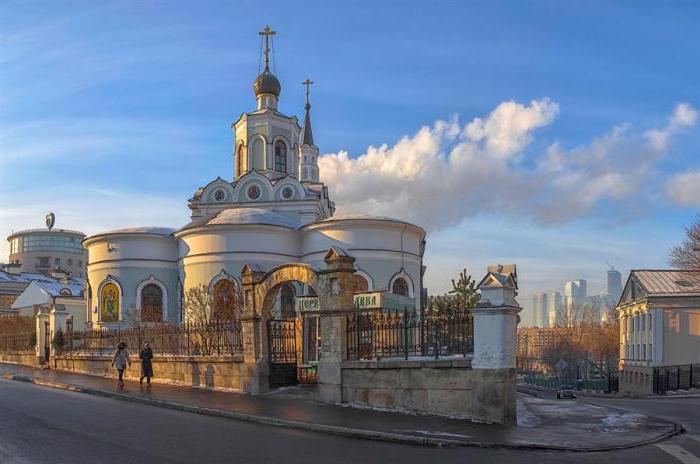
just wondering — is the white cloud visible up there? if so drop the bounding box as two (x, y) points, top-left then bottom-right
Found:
(320, 101), (697, 230)
(666, 171), (700, 207)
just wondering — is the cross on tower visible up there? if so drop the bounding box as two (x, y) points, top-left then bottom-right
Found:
(258, 25), (276, 69)
(302, 78), (314, 106)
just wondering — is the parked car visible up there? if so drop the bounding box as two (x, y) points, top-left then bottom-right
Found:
(557, 386), (577, 399)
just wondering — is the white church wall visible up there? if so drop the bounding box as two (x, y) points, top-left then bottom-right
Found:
(177, 225), (300, 293)
(300, 220), (424, 309)
(85, 233), (179, 324)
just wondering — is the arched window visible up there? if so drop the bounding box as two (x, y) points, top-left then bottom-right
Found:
(141, 284), (163, 322)
(280, 284), (295, 318)
(251, 138), (265, 171)
(303, 167), (309, 180)
(391, 278), (409, 297)
(212, 280), (241, 321)
(100, 282), (120, 322)
(352, 275), (369, 293)
(237, 144), (245, 175)
(274, 140), (287, 172)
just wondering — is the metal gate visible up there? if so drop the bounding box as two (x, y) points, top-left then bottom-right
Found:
(44, 321), (51, 362)
(268, 319), (298, 388)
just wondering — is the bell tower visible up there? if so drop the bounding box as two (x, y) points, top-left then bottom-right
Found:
(232, 26), (299, 181)
(298, 78), (320, 183)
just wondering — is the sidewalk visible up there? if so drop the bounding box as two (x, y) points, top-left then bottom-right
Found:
(0, 363), (680, 451)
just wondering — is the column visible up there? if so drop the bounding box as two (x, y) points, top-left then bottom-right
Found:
(240, 264), (266, 394)
(35, 310), (49, 364)
(317, 248), (356, 403)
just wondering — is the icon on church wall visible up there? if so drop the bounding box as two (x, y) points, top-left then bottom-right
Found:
(101, 283), (119, 322)
(247, 185), (261, 200)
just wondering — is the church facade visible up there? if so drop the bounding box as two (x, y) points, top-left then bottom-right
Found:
(82, 30), (426, 328)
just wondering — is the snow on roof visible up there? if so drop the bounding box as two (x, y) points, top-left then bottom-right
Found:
(89, 226), (177, 237)
(35, 278), (85, 297)
(0, 271), (58, 284)
(180, 208), (301, 231)
(318, 213), (405, 222)
(632, 270), (700, 296)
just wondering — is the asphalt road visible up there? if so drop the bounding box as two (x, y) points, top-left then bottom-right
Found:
(1, 378), (698, 464)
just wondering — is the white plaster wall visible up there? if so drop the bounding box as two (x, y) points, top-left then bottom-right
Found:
(301, 220), (424, 308)
(85, 234), (179, 324)
(177, 225), (299, 292)
(472, 309), (519, 369)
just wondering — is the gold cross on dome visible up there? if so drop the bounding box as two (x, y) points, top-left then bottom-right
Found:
(258, 25), (276, 69)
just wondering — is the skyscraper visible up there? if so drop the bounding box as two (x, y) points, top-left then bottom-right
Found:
(533, 293), (549, 327)
(607, 268), (622, 302)
(548, 292), (563, 326)
(564, 279), (587, 324)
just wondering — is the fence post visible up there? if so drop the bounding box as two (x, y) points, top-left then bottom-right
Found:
(403, 308), (408, 360)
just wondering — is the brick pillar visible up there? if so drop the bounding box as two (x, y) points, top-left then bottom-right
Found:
(318, 248), (356, 402)
(240, 263), (267, 394)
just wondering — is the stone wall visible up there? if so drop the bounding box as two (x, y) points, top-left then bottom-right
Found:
(341, 359), (517, 425)
(52, 355), (259, 392)
(619, 366), (654, 395)
(0, 353), (40, 368)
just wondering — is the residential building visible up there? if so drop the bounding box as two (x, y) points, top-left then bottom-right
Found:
(516, 327), (568, 373)
(617, 270), (700, 395)
(0, 266), (84, 316)
(11, 268), (85, 317)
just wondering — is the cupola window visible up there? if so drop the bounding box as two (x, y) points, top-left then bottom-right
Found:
(274, 140), (287, 172)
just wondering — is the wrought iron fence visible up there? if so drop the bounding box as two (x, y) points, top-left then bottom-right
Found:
(63, 321), (244, 357)
(653, 364), (700, 394)
(0, 332), (35, 354)
(347, 309), (473, 361)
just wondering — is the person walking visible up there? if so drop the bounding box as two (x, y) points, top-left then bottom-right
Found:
(111, 341), (130, 387)
(139, 342), (154, 385)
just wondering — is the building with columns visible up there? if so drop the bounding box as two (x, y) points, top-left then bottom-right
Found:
(617, 270), (700, 394)
(82, 28), (426, 330)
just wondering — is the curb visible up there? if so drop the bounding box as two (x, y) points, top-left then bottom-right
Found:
(5, 373), (682, 451)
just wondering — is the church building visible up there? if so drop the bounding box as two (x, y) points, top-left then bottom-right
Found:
(82, 27), (426, 330)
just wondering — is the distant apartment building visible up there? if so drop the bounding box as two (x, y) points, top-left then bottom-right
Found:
(516, 327), (568, 373)
(7, 215), (86, 278)
(617, 270), (700, 395)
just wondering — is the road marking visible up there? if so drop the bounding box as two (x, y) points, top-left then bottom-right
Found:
(655, 444), (700, 464)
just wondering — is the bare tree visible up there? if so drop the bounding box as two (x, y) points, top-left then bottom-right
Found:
(670, 215), (700, 269)
(183, 285), (212, 325)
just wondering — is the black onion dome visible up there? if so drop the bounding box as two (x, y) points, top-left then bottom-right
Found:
(253, 67), (281, 98)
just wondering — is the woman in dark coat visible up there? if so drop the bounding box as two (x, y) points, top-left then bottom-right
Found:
(139, 342), (154, 385)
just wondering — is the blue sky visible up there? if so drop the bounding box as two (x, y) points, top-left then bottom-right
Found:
(1, 1), (699, 325)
